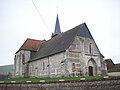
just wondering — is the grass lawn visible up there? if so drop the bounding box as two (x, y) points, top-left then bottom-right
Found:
(0, 76), (110, 83)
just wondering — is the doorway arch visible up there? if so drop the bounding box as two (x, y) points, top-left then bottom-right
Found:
(88, 66), (93, 76)
(87, 58), (97, 76)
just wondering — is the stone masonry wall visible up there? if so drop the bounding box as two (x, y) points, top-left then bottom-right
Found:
(29, 52), (66, 78)
(0, 79), (120, 90)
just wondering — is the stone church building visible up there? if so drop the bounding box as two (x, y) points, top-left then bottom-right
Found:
(14, 15), (107, 78)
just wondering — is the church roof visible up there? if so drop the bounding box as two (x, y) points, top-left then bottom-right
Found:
(30, 23), (100, 61)
(16, 38), (42, 53)
(52, 14), (61, 37)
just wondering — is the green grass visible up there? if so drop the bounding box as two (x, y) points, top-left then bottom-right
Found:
(0, 64), (13, 73)
(0, 76), (107, 83)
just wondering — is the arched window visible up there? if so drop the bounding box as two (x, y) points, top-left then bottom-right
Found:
(43, 62), (45, 70)
(20, 53), (22, 60)
(22, 54), (25, 64)
(72, 63), (76, 72)
(89, 43), (92, 54)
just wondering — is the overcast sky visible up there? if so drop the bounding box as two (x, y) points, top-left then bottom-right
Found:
(0, 0), (120, 66)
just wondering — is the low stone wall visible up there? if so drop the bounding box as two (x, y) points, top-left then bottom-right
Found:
(0, 79), (120, 90)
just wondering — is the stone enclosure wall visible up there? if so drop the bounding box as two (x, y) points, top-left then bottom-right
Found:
(0, 79), (120, 90)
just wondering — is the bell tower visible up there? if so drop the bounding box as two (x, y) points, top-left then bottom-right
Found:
(52, 14), (61, 37)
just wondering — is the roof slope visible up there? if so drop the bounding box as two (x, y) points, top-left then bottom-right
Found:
(16, 38), (42, 53)
(31, 23), (99, 61)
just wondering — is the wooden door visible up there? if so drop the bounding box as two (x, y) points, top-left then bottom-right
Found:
(89, 66), (93, 76)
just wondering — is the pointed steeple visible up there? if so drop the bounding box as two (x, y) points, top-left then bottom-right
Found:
(52, 14), (61, 37)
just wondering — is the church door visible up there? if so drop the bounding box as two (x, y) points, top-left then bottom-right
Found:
(89, 66), (93, 76)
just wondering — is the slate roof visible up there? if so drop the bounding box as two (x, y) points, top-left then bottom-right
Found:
(16, 38), (42, 53)
(30, 23), (100, 62)
(52, 14), (61, 37)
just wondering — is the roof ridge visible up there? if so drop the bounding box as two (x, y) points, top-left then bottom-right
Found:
(27, 38), (41, 41)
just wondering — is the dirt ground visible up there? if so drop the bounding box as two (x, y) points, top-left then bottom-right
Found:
(107, 72), (120, 76)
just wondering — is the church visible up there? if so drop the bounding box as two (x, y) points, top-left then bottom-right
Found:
(14, 15), (107, 78)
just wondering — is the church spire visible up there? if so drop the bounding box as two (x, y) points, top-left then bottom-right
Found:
(52, 14), (61, 37)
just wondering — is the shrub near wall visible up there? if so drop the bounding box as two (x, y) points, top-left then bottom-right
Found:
(0, 78), (120, 90)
